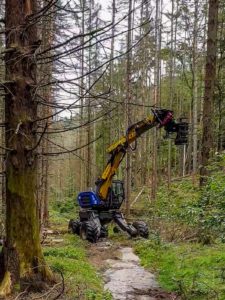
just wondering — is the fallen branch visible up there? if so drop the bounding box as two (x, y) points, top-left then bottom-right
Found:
(131, 187), (144, 208)
(31, 282), (61, 300)
(14, 288), (28, 300)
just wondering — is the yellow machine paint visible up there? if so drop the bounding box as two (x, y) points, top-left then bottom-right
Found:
(69, 108), (188, 243)
(97, 114), (156, 200)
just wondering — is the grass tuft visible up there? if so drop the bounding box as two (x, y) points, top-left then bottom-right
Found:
(45, 207), (112, 300)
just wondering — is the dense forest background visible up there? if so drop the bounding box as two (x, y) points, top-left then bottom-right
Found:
(0, 0), (224, 299)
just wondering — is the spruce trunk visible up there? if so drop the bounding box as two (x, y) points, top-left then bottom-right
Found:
(200, 0), (219, 186)
(0, 0), (52, 295)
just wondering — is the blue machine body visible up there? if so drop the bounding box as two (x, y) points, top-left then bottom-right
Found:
(78, 191), (102, 208)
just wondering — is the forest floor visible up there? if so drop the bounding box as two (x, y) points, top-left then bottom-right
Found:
(130, 174), (225, 300)
(88, 237), (179, 300)
(20, 163), (225, 300)
(42, 217), (112, 300)
(41, 223), (179, 300)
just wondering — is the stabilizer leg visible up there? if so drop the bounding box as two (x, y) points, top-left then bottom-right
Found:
(113, 211), (138, 237)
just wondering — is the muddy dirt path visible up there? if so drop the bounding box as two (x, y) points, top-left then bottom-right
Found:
(88, 241), (179, 300)
(104, 247), (158, 299)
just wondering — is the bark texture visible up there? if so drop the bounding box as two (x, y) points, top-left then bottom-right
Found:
(200, 0), (219, 186)
(37, 0), (54, 230)
(0, 0), (52, 295)
(125, 0), (133, 217)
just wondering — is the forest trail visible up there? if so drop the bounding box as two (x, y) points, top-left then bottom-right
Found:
(104, 247), (158, 300)
(88, 240), (179, 300)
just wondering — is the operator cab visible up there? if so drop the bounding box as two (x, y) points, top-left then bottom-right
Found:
(109, 180), (125, 209)
(77, 180), (125, 210)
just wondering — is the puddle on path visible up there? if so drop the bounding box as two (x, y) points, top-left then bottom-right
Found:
(104, 247), (158, 300)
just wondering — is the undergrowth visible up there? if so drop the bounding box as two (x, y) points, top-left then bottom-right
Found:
(47, 154), (225, 299)
(46, 202), (112, 300)
(49, 196), (79, 227)
(135, 239), (225, 300)
(133, 154), (225, 300)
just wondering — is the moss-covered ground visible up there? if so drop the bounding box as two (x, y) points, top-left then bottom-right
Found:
(131, 158), (225, 300)
(46, 155), (225, 299)
(134, 239), (225, 299)
(45, 203), (112, 300)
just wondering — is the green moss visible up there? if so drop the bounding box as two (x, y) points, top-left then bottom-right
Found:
(134, 240), (225, 299)
(132, 169), (225, 300)
(8, 166), (36, 201)
(6, 165), (45, 279)
(45, 214), (112, 300)
(0, 271), (12, 296)
(44, 245), (85, 261)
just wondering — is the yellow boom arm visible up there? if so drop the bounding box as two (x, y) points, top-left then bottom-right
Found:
(95, 108), (175, 201)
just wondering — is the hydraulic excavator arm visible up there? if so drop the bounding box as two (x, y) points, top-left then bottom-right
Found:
(69, 108), (188, 242)
(95, 108), (188, 201)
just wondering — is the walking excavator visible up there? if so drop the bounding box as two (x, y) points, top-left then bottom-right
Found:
(68, 108), (188, 242)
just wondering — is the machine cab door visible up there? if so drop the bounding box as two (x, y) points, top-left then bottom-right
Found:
(110, 180), (125, 209)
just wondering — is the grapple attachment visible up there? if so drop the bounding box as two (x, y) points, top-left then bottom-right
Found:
(157, 110), (189, 145)
(174, 118), (189, 145)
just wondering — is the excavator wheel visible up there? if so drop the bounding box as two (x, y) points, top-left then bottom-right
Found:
(68, 219), (81, 235)
(80, 221), (99, 243)
(132, 221), (149, 238)
(99, 226), (108, 238)
(113, 226), (120, 233)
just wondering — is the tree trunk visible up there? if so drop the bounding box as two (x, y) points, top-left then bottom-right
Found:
(192, 0), (199, 182)
(79, 0), (85, 191)
(38, 0), (54, 230)
(109, 0), (116, 146)
(125, 0), (133, 217)
(200, 0), (219, 186)
(151, 0), (161, 199)
(0, 0), (53, 295)
(0, 30), (5, 235)
(167, 0), (174, 188)
(86, 0), (92, 188)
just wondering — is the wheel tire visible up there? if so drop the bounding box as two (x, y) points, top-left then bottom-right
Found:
(80, 221), (99, 243)
(99, 226), (108, 238)
(113, 226), (120, 233)
(68, 219), (81, 235)
(132, 221), (149, 238)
